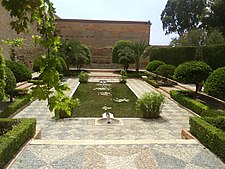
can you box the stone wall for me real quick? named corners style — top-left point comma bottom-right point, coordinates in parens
top-left (55, 19), bottom-right (151, 69)
top-left (0, 1), bottom-right (44, 69)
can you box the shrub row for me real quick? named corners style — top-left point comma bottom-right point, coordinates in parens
top-left (0, 118), bottom-right (36, 168)
top-left (190, 117), bottom-right (225, 162)
top-left (150, 44), bottom-right (225, 70)
top-left (144, 78), bottom-right (159, 88)
top-left (150, 46), bottom-right (196, 66)
top-left (170, 90), bottom-right (219, 117)
top-left (0, 95), bottom-right (31, 118)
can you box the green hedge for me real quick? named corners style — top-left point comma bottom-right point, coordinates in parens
top-left (202, 44), bottom-right (225, 70)
top-left (190, 117), bottom-right (225, 162)
top-left (150, 47), bottom-right (196, 66)
top-left (144, 78), bottom-right (159, 88)
top-left (0, 118), bottom-right (36, 168)
top-left (0, 95), bottom-right (31, 118)
top-left (170, 90), bottom-right (219, 117)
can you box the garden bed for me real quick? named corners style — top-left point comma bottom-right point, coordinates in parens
top-left (72, 83), bottom-right (140, 117)
top-left (0, 118), bottom-right (36, 168)
top-left (0, 95), bottom-right (32, 118)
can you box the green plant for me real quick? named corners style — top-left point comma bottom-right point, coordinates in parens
top-left (0, 95), bottom-right (31, 118)
top-left (155, 64), bottom-right (176, 78)
top-left (204, 67), bottom-right (225, 101)
top-left (136, 92), bottom-right (165, 118)
top-left (78, 71), bottom-right (89, 83)
top-left (145, 60), bottom-right (165, 72)
top-left (170, 90), bottom-right (219, 117)
top-left (0, 49), bottom-right (5, 102)
top-left (205, 116), bottom-right (225, 132)
top-left (0, 118), bottom-right (36, 168)
top-left (33, 56), bottom-right (67, 74)
top-left (174, 61), bottom-right (212, 98)
top-left (119, 70), bottom-right (128, 83)
top-left (5, 66), bottom-right (16, 102)
top-left (144, 78), bottom-right (159, 88)
top-left (190, 117), bottom-right (225, 162)
top-left (5, 60), bottom-right (31, 82)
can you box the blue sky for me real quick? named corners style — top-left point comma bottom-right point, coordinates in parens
top-left (51, 0), bottom-right (176, 45)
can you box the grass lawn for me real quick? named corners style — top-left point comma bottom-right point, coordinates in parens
top-left (72, 83), bottom-right (141, 117)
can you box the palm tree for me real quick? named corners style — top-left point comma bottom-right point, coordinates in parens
top-left (131, 41), bottom-right (150, 72)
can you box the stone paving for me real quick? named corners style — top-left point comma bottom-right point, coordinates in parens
top-left (9, 75), bottom-right (225, 169)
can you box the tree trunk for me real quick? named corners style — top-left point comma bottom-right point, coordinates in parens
top-left (135, 62), bottom-right (140, 73)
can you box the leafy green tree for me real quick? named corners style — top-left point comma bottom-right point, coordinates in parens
top-left (112, 40), bottom-right (135, 69)
top-left (59, 40), bottom-right (91, 70)
top-left (4, 66), bottom-right (16, 102)
top-left (161, 0), bottom-right (206, 35)
top-left (202, 0), bottom-right (225, 36)
top-left (1, 0), bottom-right (79, 119)
top-left (117, 46), bottom-right (134, 71)
top-left (131, 41), bottom-right (150, 72)
top-left (205, 29), bottom-right (225, 45)
top-left (174, 61), bottom-right (212, 98)
top-left (0, 49), bottom-right (5, 102)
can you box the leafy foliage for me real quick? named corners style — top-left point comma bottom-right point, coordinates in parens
top-left (33, 56), bottom-right (67, 74)
top-left (112, 40), bottom-right (135, 66)
top-left (1, 0), bottom-right (79, 117)
top-left (145, 60), bottom-right (165, 72)
top-left (136, 92), bottom-right (165, 118)
top-left (5, 60), bottom-right (31, 82)
top-left (0, 118), bottom-right (36, 169)
top-left (78, 71), bottom-right (89, 83)
top-left (204, 67), bottom-right (225, 101)
top-left (59, 40), bottom-right (91, 70)
top-left (4, 66), bottom-right (16, 102)
top-left (0, 49), bottom-right (5, 102)
top-left (161, 0), bottom-right (206, 35)
top-left (190, 117), bottom-right (225, 163)
top-left (155, 64), bottom-right (176, 78)
top-left (174, 61), bottom-right (212, 96)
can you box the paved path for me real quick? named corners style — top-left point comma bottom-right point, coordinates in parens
top-left (9, 76), bottom-right (225, 169)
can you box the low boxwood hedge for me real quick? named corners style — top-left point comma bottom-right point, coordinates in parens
top-left (0, 95), bottom-right (31, 118)
top-left (0, 118), bottom-right (36, 168)
top-left (144, 78), bottom-right (159, 88)
top-left (190, 117), bottom-right (225, 162)
top-left (170, 90), bottom-right (219, 117)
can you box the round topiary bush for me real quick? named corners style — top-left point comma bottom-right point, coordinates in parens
top-left (6, 60), bottom-right (32, 82)
top-left (33, 56), bottom-right (67, 74)
top-left (155, 64), bottom-right (176, 78)
top-left (5, 66), bottom-right (16, 102)
top-left (174, 61), bottom-right (212, 96)
top-left (146, 60), bottom-right (165, 72)
top-left (204, 67), bottom-right (225, 101)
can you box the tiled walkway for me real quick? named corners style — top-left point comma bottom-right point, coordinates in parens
top-left (9, 76), bottom-right (225, 169)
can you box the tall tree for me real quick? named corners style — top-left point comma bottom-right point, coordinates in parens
top-left (202, 0), bottom-right (225, 36)
top-left (161, 0), bottom-right (206, 35)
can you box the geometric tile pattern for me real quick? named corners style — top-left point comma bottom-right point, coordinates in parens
top-left (10, 77), bottom-right (225, 168)
top-left (11, 144), bottom-right (225, 169)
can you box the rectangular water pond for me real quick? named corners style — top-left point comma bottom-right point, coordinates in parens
top-left (72, 83), bottom-right (141, 117)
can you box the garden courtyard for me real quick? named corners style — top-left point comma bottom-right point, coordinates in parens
top-left (7, 72), bottom-right (225, 169)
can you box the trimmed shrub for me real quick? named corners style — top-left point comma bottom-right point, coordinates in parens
top-left (202, 44), bottom-right (225, 70)
top-left (136, 92), bottom-right (165, 118)
top-left (6, 60), bottom-right (31, 82)
top-left (174, 61), bottom-right (212, 96)
top-left (206, 116), bottom-right (225, 132)
top-left (146, 60), bottom-right (165, 72)
top-left (78, 71), bottom-right (89, 83)
top-left (33, 56), bottom-right (67, 74)
top-left (170, 90), bottom-right (219, 117)
top-left (0, 95), bottom-right (31, 118)
top-left (5, 66), bottom-right (16, 102)
top-left (112, 40), bottom-right (135, 64)
top-left (190, 117), bottom-right (225, 162)
top-left (150, 46), bottom-right (196, 66)
top-left (0, 51), bottom-right (5, 101)
top-left (0, 118), bottom-right (36, 168)
top-left (204, 67), bottom-right (225, 101)
top-left (155, 64), bottom-right (176, 78)
top-left (144, 78), bottom-right (159, 88)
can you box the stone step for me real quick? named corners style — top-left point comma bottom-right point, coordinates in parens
top-left (30, 139), bottom-right (198, 146)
